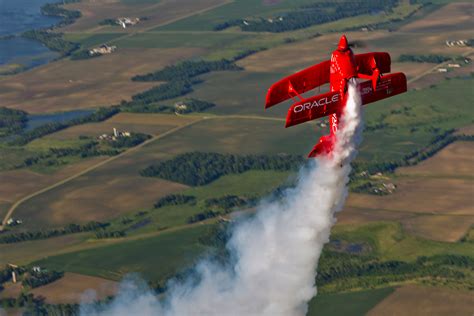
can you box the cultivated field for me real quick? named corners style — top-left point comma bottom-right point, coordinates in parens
top-left (1, 1), bottom-right (473, 311)
top-left (30, 272), bottom-right (119, 304)
top-left (0, 48), bottom-right (203, 113)
top-left (61, 0), bottom-right (229, 33)
top-left (343, 141), bottom-right (474, 242)
top-left (368, 285), bottom-right (474, 316)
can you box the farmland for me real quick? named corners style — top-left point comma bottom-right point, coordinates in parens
top-left (0, 0), bottom-right (473, 313)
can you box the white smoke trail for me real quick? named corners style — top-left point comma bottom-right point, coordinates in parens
top-left (82, 79), bottom-right (363, 316)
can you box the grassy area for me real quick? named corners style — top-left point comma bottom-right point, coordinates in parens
top-left (63, 33), bottom-right (124, 48)
top-left (101, 170), bottom-right (292, 234)
top-left (332, 221), bottom-right (474, 261)
top-left (156, 0), bottom-right (315, 32)
top-left (34, 224), bottom-right (210, 282)
top-left (307, 287), bottom-right (395, 316)
top-left (115, 32), bottom-right (256, 49)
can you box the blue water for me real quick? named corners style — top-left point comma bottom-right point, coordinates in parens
top-left (0, 0), bottom-right (62, 69)
top-left (25, 110), bottom-right (95, 131)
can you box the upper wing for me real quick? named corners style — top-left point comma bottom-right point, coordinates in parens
top-left (355, 52), bottom-right (391, 75)
top-left (285, 72), bottom-right (407, 128)
top-left (265, 60), bottom-right (330, 109)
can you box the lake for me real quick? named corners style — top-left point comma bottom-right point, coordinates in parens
top-left (0, 0), bottom-right (62, 70)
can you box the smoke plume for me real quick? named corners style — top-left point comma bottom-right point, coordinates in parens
top-left (82, 79), bottom-right (363, 316)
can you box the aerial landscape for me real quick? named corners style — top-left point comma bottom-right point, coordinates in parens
top-left (0, 0), bottom-right (473, 315)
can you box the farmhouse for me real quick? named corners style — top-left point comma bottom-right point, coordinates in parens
top-left (117, 17), bottom-right (140, 28)
top-left (89, 44), bottom-right (116, 56)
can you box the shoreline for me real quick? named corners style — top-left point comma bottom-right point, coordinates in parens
top-left (0, 0), bottom-right (82, 76)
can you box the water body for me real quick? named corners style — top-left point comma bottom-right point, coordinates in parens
top-left (0, 0), bottom-right (61, 70)
top-left (25, 110), bottom-right (95, 131)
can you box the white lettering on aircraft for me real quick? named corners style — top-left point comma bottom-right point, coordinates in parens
top-left (293, 94), bottom-right (339, 113)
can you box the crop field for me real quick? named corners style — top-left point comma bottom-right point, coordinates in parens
top-left (34, 224), bottom-right (211, 282)
top-left (0, 156), bottom-right (107, 208)
top-left (114, 32), bottom-right (256, 49)
top-left (367, 285), bottom-right (474, 316)
top-left (331, 221), bottom-right (473, 261)
top-left (30, 272), bottom-right (119, 304)
top-left (399, 2), bottom-right (474, 34)
top-left (308, 287), bottom-right (395, 316)
top-left (1, 1), bottom-right (473, 311)
top-left (155, 0), bottom-right (316, 32)
top-left (397, 141), bottom-right (474, 178)
top-left (0, 47), bottom-right (203, 113)
top-left (0, 233), bottom-right (91, 266)
top-left (44, 112), bottom-right (196, 140)
top-left (60, 0), bottom-right (227, 33)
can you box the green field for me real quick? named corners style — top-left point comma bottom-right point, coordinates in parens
top-left (64, 33), bottom-right (124, 48)
top-left (34, 225), bottom-right (211, 282)
top-left (307, 287), bottom-right (395, 316)
top-left (156, 0), bottom-right (316, 32)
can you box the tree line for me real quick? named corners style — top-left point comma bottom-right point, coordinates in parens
top-left (398, 54), bottom-right (451, 63)
top-left (316, 251), bottom-right (472, 293)
top-left (41, 1), bottom-right (81, 28)
top-left (216, 0), bottom-right (397, 33)
top-left (155, 194), bottom-right (197, 208)
top-left (132, 59), bottom-right (242, 82)
top-left (351, 130), bottom-right (471, 177)
top-left (0, 222), bottom-right (109, 244)
top-left (0, 107), bottom-right (28, 137)
top-left (20, 1), bottom-right (81, 57)
top-left (140, 152), bottom-right (304, 186)
top-left (22, 30), bottom-right (79, 56)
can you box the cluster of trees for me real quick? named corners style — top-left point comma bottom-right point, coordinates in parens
top-left (187, 210), bottom-right (220, 224)
top-left (122, 80), bottom-right (194, 110)
top-left (223, 0), bottom-right (398, 33)
top-left (11, 107), bottom-right (119, 146)
top-left (1, 293), bottom-right (80, 315)
top-left (22, 30), bottom-right (79, 56)
top-left (175, 99), bottom-right (216, 114)
top-left (17, 140), bottom-right (123, 170)
top-left (140, 152), bottom-right (304, 186)
top-left (132, 59), bottom-right (242, 82)
top-left (70, 49), bottom-right (100, 60)
top-left (154, 194), bottom-right (196, 208)
top-left (95, 230), bottom-right (126, 239)
top-left (0, 222), bottom-right (109, 244)
top-left (22, 270), bottom-right (64, 289)
top-left (108, 132), bottom-right (151, 148)
top-left (351, 129), bottom-right (467, 177)
top-left (204, 195), bottom-right (250, 211)
top-left (398, 54), bottom-right (451, 63)
top-left (316, 251), bottom-right (471, 292)
top-left (0, 107), bottom-right (28, 137)
top-left (41, 1), bottom-right (81, 28)
top-left (213, 19), bottom-right (242, 31)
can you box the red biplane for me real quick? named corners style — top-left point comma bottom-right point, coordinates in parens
top-left (265, 35), bottom-right (407, 157)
